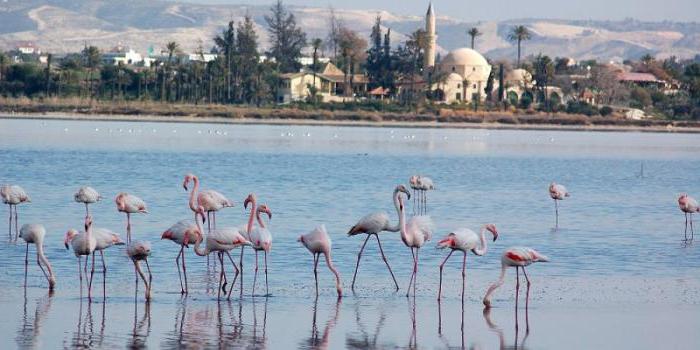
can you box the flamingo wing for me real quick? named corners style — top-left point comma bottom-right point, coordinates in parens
top-left (198, 190), bottom-right (233, 211)
top-left (407, 215), bottom-right (434, 243)
top-left (348, 212), bottom-right (390, 235)
top-left (75, 186), bottom-right (101, 203)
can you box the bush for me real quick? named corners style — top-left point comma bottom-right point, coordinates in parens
top-left (600, 106), bottom-right (613, 116)
top-left (566, 101), bottom-right (599, 116)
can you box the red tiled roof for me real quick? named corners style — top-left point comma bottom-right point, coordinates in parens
top-left (618, 72), bottom-right (663, 83)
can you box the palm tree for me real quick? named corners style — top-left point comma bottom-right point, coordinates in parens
top-left (82, 46), bottom-right (101, 100)
top-left (162, 41), bottom-right (180, 101)
top-left (467, 27), bottom-right (482, 50)
top-left (508, 25), bottom-right (531, 68)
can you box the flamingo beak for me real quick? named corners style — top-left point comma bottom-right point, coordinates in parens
top-left (64, 242), bottom-right (69, 250)
top-left (493, 232), bottom-right (499, 242)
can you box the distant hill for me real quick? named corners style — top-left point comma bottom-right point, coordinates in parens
top-left (1, 0), bottom-right (699, 62)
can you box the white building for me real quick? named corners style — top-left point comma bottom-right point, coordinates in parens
top-left (102, 48), bottom-right (144, 66)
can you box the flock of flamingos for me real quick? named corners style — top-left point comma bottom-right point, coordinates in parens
top-left (1, 174), bottom-right (698, 310)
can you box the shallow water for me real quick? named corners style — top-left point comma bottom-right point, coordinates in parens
top-left (1, 117), bottom-right (699, 349)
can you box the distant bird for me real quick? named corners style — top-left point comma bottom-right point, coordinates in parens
top-left (115, 193), bottom-right (148, 244)
top-left (1, 184), bottom-right (30, 241)
top-left (64, 216), bottom-right (98, 299)
top-left (395, 184), bottom-right (434, 297)
top-left (127, 240), bottom-right (153, 301)
top-left (19, 223), bottom-right (56, 290)
top-left (408, 176), bottom-right (435, 215)
top-left (183, 173), bottom-right (234, 231)
top-left (483, 247), bottom-right (550, 309)
top-left (678, 194), bottom-right (699, 241)
top-left (249, 204), bottom-right (273, 297)
top-left (161, 218), bottom-right (204, 294)
top-left (548, 182), bottom-right (570, 228)
top-left (74, 186), bottom-right (101, 218)
top-left (193, 227), bottom-right (251, 299)
top-left (298, 225), bottom-right (342, 297)
top-left (347, 187), bottom-right (404, 291)
top-left (436, 224), bottom-right (499, 301)
top-left (65, 226), bottom-right (125, 299)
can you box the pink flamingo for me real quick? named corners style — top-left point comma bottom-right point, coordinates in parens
top-left (193, 227), bottom-right (251, 299)
top-left (74, 186), bottom-right (101, 218)
top-left (483, 247), bottom-right (550, 309)
top-left (678, 194), bottom-right (699, 241)
top-left (127, 241), bottom-right (153, 301)
top-left (239, 193), bottom-right (258, 295)
top-left (395, 184), bottom-right (434, 297)
top-left (183, 173), bottom-right (234, 231)
top-left (64, 216), bottom-right (98, 299)
top-left (347, 187), bottom-right (404, 291)
top-left (19, 223), bottom-right (56, 290)
top-left (1, 184), bottom-right (30, 241)
top-left (298, 225), bottom-right (343, 297)
top-left (65, 226), bottom-right (125, 299)
top-left (161, 217), bottom-right (204, 294)
top-left (115, 193), bottom-right (148, 244)
top-left (436, 224), bottom-right (499, 301)
top-left (549, 182), bottom-right (569, 228)
top-left (250, 204), bottom-right (273, 297)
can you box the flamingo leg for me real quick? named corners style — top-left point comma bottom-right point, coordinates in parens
top-left (437, 250), bottom-right (454, 301)
top-left (85, 203), bottom-right (89, 218)
top-left (375, 234), bottom-right (399, 291)
top-left (24, 242), bottom-right (29, 287)
top-left (253, 250), bottom-right (259, 297)
top-left (126, 213), bottom-right (131, 244)
top-left (225, 251), bottom-right (239, 299)
top-left (515, 267), bottom-right (521, 310)
top-left (414, 248), bottom-right (419, 297)
top-left (351, 234), bottom-right (371, 290)
top-left (313, 253), bottom-right (320, 297)
top-left (100, 250), bottom-right (107, 300)
top-left (14, 205), bottom-right (19, 241)
top-left (461, 252), bottom-right (467, 301)
top-left (522, 267), bottom-right (532, 310)
top-left (239, 247), bottom-right (245, 297)
top-left (406, 248), bottom-right (416, 297)
top-left (264, 251), bottom-right (269, 296)
top-left (78, 256), bottom-right (83, 296)
top-left (218, 253), bottom-right (225, 299)
top-left (8, 204), bottom-right (12, 241)
top-left (181, 245), bottom-right (188, 294)
top-left (684, 213), bottom-right (688, 241)
top-left (175, 245), bottom-right (184, 294)
top-left (691, 213), bottom-right (695, 241)
top-left (88, 252), bottom-right (96, 299)
top-left (145, 258), bottom-right (153, 300)
top-left (554, 199), bottom-right (559, 228)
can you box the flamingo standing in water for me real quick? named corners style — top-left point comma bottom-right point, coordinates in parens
top-left (249, 204), bottom-right (273, 297)
top-left (161, 217), bottom-right (204, 294)
top-left (64, 216), bottom-right (98, 298)
top-left (19, 224), bottom-right (56, 290)
top-left (436, 224), bottom-right (499, 301)
top-left (193, 227), bottom-right (251, 299)
top-left (678, 194), bottom-right (699, 241)
top-left (395, 184), bottom-right (434, 297)
top-left (65, 226), bottom-right (125, 299)
top-left (127, 241), bottom-right (153, 301)
top-left (239, 193), bottom-right (258, 295)
top-left (347, 187), bottom-right (404, 291)
top-left (298, 225), bottom-right (343, 297)
top-left (483, 247), bottom-right (550, 309)
top-left (115, 193), bottom-right (148, 244)
top-left (74, 186), bottom-right (101, 218)
top-left (183, 173), bottom-right (234, 232)
top-left (549, 182), bottom-right (569, 228)
top-left (1, 184), bottom-right (30, 241)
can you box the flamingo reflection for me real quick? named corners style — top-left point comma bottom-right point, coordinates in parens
top-left (345, 302), bottom-right (387, 349)
top-left (300, 297), bottom-right (341, 349)
top-left (15, 288), bottom-right (53, 349)
top-left (483, 306), bottom-right (530, 350)
top-left (128, 298), bottom-right (151, 349)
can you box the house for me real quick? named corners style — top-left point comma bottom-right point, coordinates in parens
top-left (102, 48), bottom-right (144, 66)
top-left (277, 62), bottom-right (368, 103)
top-left (15, 41), bottom-right (39, 55)
top-left (617, 72), bottom-right (667, 89)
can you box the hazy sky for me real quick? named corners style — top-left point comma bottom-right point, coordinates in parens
top-left (175, 0), bottom-right (700, 22)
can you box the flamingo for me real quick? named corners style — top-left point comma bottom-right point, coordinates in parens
top-left (161, 217), bottom-right (204, 294)
top-left (65, 226), bottom-right (125, 299)
top-left (417, 176), bottom-right (435, 215)
top-left (395, 184), bottom-right (434, 297)
top-left (409, 176), bottom-right (420, 215)
top-left (239, 193), bottom-right (258, 295)
top-left (18, 224), bottom-right (56, 290)
top-left (678, 194), bottom-right (699, 241)
top-left (183, 173), bottom-right (234, 232)
top-left (64, 215), bottom-right (98, 298)
top-left (347, 187), bottom-right (404, 291)
top-left (74, 186), bottom-right (101, 218)
top-left (1, 184), bottom-right (30, 241)
top-left (249, 204), bottom-right (273, 297)
top-left (436, 224), bottom-right (499, 301)
top-left (549, 182), bottom-right (569, 228)
top-left (115, 193), bottom-right (148, 244)
top-left (483, 247), bottom-right (550, 309)
top-left (127, 241), bottom-right (153, 301)
top-left (297, 225), bottom-right (342, 297)
top-left (193, 228), bottom-right (251, 299)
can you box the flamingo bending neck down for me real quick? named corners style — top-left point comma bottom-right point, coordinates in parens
top-left (65, 215), bottom-right (98, 299)
top-left (298, 225), bottom-right (342, 297)
top-left (115, 193), bottom-right (148, 244)
top-left (74, 186), bottom-right (101, 218)
top-left (347, 187), bottom-right (402, 291)
top-left (193, 227), bottom-right (251, 299)
top-left (548, 182), bottom-right (569, 228)
top-left (678, 194), bottom-right (699, 242)
top-left (250, 204), bottom-right (273, 297)
top-left (1, 184), bottom-right (30, 241)
top-left (161, 214), bottom-right (204, 294)
top-left (127, 241), bottom-right (153, 301)
top-left (396, 184), bottom-right (434, 297)
top-left (19, 224), bottom-right (56, 290)
top-left (483, 247), bottom-right (549, 309)
top-left (436, 224), bottom-right (499, 301)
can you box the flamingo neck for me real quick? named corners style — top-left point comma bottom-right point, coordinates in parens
top-left (324, 252), bottom-right (342, 297)
top-left (36, 241), bottom-right (56, 288)
top-left (473, 226), bottom-right (488, 256)
top-left (188, 176), bottom-right (199, 212)
top-left (247, 198), bottom-right (257, 234)
top-left (385, 191), bottom-right (402, 232)
top-left (483, 263), bottom-right (507, 307)
top-left (193, 237), bottom-right (208, 256)
top-left (398, 196), bottom-right (408, 242)
top-left (256, 211), bottom-right (267, 229)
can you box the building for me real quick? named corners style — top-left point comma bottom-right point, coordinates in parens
top-left (278, 62), bottom-right (368, 103)
top-left (15, 41), bottom-right (39, 55)
top-left (423, 3), bottom-right (492, 104)
top-left (102, 48), bottom-right (144, 66)
top-left (617, 72), bottom-right (667, 89)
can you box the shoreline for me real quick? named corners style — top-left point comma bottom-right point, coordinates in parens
top-left (3, 111), bottom-right (700, 134)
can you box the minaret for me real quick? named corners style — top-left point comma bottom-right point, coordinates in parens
top-left (425, 2), bottom-right (436, 69)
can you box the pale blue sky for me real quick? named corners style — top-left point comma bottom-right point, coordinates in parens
top-left (175, 0), bottom-right (700, 21)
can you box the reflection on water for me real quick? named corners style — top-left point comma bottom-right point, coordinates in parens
top-left (15, 288), bottom-right (53, 349)
top-left (299, 297), bottom-right (341, 350)
top-left (438, 300), bottom-right (467, 349)
top-left (345, 302), bottom-right (386, 349)
top-left (128, 299), bottom-right (151, 349)
top-left (483, 306), bottom-right (530, 350)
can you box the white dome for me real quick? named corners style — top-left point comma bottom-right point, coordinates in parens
top-left (507, 68), bottom-right (532, 82)
top-left (442, 48), bottom-right (489, 67)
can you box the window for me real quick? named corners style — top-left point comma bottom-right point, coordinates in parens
top-left (452, 66), bottom-right (455, 72)
top-left (473, 84), bottom-right (477, 89)
top-left (457, 84), bottom-right (461, 88)
top-left (456, 93), bottom-right (461, 101)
